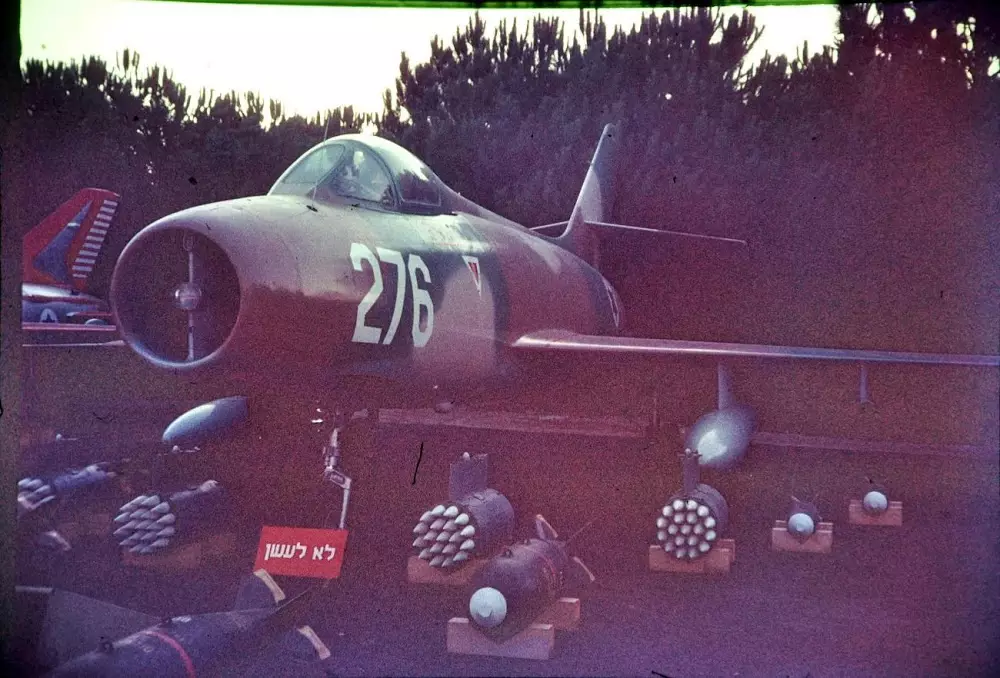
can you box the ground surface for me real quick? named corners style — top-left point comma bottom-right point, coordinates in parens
top-left (13, 415), bottom-right (1000, 678)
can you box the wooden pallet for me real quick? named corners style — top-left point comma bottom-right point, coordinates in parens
top-left (648, 538), bottom-right (736, 574)
top-left (121, 532), bottom-right (236, 570)
top-left (771, 521), bottom-right (833, 553)
top-left (848, 499), bottom-right (903, 526)
top-left (447, 618), bottom-right (554, 660)
top-left (407, 555), bottom-right (486, 586)
top-left (535, 597), bottom-right (580, 631)
top-left (446, 597), bottom-right (580, 660)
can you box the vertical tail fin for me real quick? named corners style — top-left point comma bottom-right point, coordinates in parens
top-left (23, 188), bottom-right (121, 290)
top-left (554, 123), bottom-right (621, 269)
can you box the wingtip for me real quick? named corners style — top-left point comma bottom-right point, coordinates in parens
top-left (534, 514), bottom-right (558, 540)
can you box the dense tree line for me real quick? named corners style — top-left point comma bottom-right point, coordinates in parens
top-left (10, 3), bottom-right (998, 356)
top-left (12, 48), bottom-right (372, 298)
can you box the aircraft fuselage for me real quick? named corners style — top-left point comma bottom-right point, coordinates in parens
top-left (111, 193), bottom-right (622, 400)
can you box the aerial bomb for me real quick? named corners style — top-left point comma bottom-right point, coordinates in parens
top-left (469, 587), bottom-right (507, 628)
top-left (111, 480), bottom-right (223, 555)
top-left (411, 488), bottom-right (514, 570)
top-left (786, 497), bottom-right (820, 541)
top-left (160, 396), bottom-right (250, 450)
top-left (467, 515), bottom-right (595, 642)
top-left (787, 513), bottom-right (814, 538)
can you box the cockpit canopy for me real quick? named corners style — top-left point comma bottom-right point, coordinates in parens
top-left (269, 134), bottom-right (446, 213)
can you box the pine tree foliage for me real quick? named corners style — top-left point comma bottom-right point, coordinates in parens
top-left (15, 49), bottom-right (374, 293)
top-left (11, 4), bottom-right (998, 357)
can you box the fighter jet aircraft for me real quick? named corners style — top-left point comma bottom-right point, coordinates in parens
top-left (104, 124), bottom-right (997, 531)
top-left (22, 188), bottom-right (120, 327)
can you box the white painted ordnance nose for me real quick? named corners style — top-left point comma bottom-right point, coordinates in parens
top-left (469, 587), bottom-right (507, 628)
top-left (787, 512), bottom-right (816, 539)
top-left (863, 490), bottom-right (889, 515)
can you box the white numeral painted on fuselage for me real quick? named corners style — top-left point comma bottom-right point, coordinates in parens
top-left (376, 247), bottom-right (406, 344)
top-left (350, 243), bottom-right (383, 344)
top-left (408, 254), bottom-right (434, 347)
top-left (351, 243), bottom-right (434, 347)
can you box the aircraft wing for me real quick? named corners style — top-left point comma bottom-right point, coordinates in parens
top-left (512, 330), bottom-right (1000, 368)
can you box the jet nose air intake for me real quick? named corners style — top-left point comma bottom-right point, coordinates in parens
top-left (112, 227), bottom-right (241, 366)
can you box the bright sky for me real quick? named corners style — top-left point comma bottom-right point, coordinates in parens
top-left (20, 1), bottom-right (840, 119)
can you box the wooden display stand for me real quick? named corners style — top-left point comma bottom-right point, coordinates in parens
top-left (446, 597), bottom-right (579, 660)
top-left (771, 521), bottom-right (833, 553)
top-left (648, 538), bottom-right (736, 575)
top-left (407, 555), bottom-right (486, 586)
top-left (122, 532), bottom-right (236, 571)
top-left (848, 499), bottom-right (903, 526)
top-left (535, 596), bottom-right (580, 631)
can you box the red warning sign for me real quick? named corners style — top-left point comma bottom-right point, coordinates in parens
top-left (254, 525), bottom-right (348, 579)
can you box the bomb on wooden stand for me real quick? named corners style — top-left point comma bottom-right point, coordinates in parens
top-left (786, 496), bottom-right (821, 541)
top-left (862, 488), bottom-right (889, 516)
top-left (466, 515), bottom-right (594, 642)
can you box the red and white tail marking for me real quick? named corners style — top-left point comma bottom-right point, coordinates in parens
top-left (70, 198), bottom-right (118, 281)
top-left (23, 188), bottom-right (121, 291)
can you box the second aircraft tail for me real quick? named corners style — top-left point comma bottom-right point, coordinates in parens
top-left (23, 188), bottom-right (121, 291)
